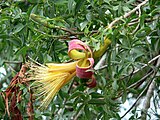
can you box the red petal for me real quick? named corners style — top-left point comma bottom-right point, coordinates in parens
top-left (86, 75), bottom-right (97, 88)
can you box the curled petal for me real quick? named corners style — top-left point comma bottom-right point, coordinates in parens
top-left (86, 75), bottom-right (97, 88)
top-left (68, 39), bottom-right (93, 60)
top-left (68, 39), bottom-right (86, 52)
top-left (76, 58), bottom-right (94, 79)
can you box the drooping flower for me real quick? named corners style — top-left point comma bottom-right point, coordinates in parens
top-left (29, 39), bottom-right (96, 109)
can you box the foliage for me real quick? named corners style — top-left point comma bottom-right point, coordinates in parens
top-left (0, 0), bottom-right (159, 119)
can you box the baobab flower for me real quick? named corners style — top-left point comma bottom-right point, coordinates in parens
top-left (29, 39), bottom-right (96, 109)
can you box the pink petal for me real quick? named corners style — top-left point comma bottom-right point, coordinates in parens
top-left (76, 58), bottom-right (94, 79)
top-left (68, 39), bottom-right (86, 52)
top-left (68, 39), bottom-right (93, 57)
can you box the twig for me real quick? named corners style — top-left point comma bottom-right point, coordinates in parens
top-left (94, 64), bottom-right (108, 70)
top-left (107, 0), bottom-right (148, 29)
top-left (4, 61), bottom-right (22, 64)
top-left (130, 18), bottom-right (139, 22)
top-left (132, 6), bottom-right (141, 34)
top-left (33, 28), bottom-right (69, 39)
top-left (112, 55), bottom-right (160, 99)
top-left (26, 56), bottom-right (46, 67)
top-left (128, 17), bottom-right (158, 26)
top-left (33, 28), bottom-right (97, 40)
top-left (6, 64), bottom-right (17, 73)
top-left (30, 14), bottom-right (98, 36)
top-left (128, 21), bottom-right (139, 26)
top-left (127, 64), bottom-right (135, 83)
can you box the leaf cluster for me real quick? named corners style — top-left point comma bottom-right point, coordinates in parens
top-left (0, 0), bottom-right (160, 119)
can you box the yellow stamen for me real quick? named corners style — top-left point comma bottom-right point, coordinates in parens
top-left (29, 62), bottom-right (77, 109)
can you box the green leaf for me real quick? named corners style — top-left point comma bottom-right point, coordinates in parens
top-left (151, 7), bottom-right (160, 16)
top-left (58, 90), bottom-right (70, 100)
top-left (89, 92), bottom-right (104, 98)
top-left (28, 0), bottom-right (44, 4)
top-left (69, 91), bottom-right (84, 99)
top-left (76, 103), bottom-right (85, 116)
top-left (88, 98), bottom-right (106, 104)
top-left (13, 23), bottom-right (25, 34)
top-left (42, 112), bottom-right (51, 116)
top-left (7, 37), bottom-right (22, 46)
top-left (75, 0), bottom-right (85, 15)
top-left (68, 0), bottom-right (75, 13)
top-left (19, 84), bottom-right (25, 90)
top-left (80, 21), bottom-right (88, 31)
top-left (123, 6), bottom-right (130, 12)
top-left (84, 105), bottom-right (91, 119)
top-left (122, 90), bottom-right (127, 103)
top-left (140, 14), bottom-right (148, 28)
top-left (113, 6), bottom-right (119, 11)
top-left (112, 80), bottom-right (119, 91)
top-left (0, 94), bottom-right (5, 111)
top-left (86, 12), bottom-right (92, 22)
top-left (128, 88), bottom-right (138, 94)
top-left (15, 46), bottom-right (27, 57)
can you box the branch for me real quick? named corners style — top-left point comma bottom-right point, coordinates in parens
top-left (107, 0), bottom-right (149, 29)
top-left (127, 70), bottom-right (153, 89)
top-left (121, 56), bottom-right (160, 118)
top-left (96, 54), bottom-right (160, 76)
top-left (121, 76), bottom-right (154, 118)
top-left (30, 14), bottom-right (97, 36)
top-left (94, 53), bottom-right (107, 70)
top-left (112, 55), bottom-right (160, 100)
top-left (141, 57), bottom-right (160, 119)
top-left (95, 0), bottom-right (149, 71)
top-left (121, 54), bottom-right (160, 80)
top-left (112, 70), bottom-right (154, 100)
top-left (141, 80), bottom-right (155, 120)
top-left (33, 28), bottom-right (70, 39)
top-left (128, 17), bottom-right (158, 26)
top-left (30, 14), bottom-right (75, 34)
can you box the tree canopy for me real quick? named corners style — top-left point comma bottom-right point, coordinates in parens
top-left (0, 0), bottom-right (160, 119)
